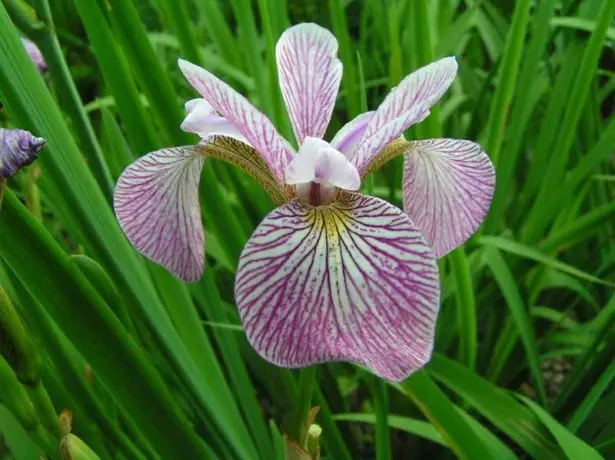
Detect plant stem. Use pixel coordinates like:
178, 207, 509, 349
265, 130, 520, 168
290, 366, 317, 445
371, 377, 391, 460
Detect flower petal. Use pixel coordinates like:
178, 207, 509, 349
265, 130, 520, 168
276, 23, 343, 144
285, 137, 360, 190
352, 106, 425, 176
0, 128, 46, 178
178, 59, 293, 182
21, 38, 47, 74
114, 146, 205, 282
181, 98, 248, 143
330, 111, 374, 159
235, 194, 440, 381
403, 139, 495, 258
352, 57, 458, 175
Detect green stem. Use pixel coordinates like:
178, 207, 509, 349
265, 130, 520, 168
371, 377, 391, 460
25, 165, 41, 221
290, 366, 317, 445
0, 179, 5, 210
449, 246, 477, 370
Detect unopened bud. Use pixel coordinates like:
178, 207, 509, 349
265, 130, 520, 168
306, 424, 321, 460
21, 38, 47, 74
0, 129, 46, 178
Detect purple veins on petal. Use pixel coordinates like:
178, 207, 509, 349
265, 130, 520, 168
113, 146, 206, 282
330, 111, 375, 160
0, 128, 46, 178
276, 23, 343, 144
21, 38, 47, 74
403, 138, 495, 258
235, 194, 440, 381
178, 58, 293, 183
352, 57, 458, 175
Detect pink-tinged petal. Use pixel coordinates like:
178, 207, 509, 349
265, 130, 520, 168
352, 105, 426, 176
114, 146, 205, 282
285, 137, 360, 190
403, 139, 495, 258
21, 38, 47, 74
330, 111, 375, 159
352, 57, 458, 175
0, 128, 46, 178
235, 194, 440, 381
178, 59, 293, 182
181, 98, 249, 144
276, 23, 343, 144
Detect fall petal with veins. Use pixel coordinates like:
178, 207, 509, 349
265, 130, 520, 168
114, 146, 205, 282
403, 139, 495, 258
235, 194, 440, 381
276, 23, 343, 144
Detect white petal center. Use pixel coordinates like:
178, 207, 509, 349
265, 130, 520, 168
285, 136, 360, 191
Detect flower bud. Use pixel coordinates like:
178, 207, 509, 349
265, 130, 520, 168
21, 38, 47, 74
0, 129, 46, 178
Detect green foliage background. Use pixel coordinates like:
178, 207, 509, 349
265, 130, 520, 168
0, 0, 614, 458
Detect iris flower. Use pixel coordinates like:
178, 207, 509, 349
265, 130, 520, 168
115, 23, 495, 380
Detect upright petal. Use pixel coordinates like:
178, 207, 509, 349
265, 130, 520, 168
330, 111, 374, 159
114, 146, 205, 282
352, 57, 458, 175
235, 194, 440, 381
276, 23, 343, 144
403, 139, 495, 258
179, 59, 293, 182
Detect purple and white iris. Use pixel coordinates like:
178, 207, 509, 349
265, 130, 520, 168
114, 23, 495, 381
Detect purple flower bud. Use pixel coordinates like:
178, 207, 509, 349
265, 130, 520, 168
20, 38, 47, 74
0, 129, 46, 178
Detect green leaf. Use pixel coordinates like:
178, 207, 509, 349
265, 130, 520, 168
519, 396, 603, 460
428, 354, 561, 459
396, 371, 494, 459
483, 245, 547, 405
479, 236, 614, 287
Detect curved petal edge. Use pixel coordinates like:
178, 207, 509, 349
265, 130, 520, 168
114, 146, 205, 282
235, 194, 440, 381
403, 138, 495, 258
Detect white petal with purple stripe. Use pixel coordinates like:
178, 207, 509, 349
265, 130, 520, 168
352, 57, 458, 175
235, 194, 440, 381
114, 146, 205, 282
179, 59, 293, 182
331, 111, 374, 160
276, 23, 343, 144
403, 139, 495, 258
181, 98, 249, 143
